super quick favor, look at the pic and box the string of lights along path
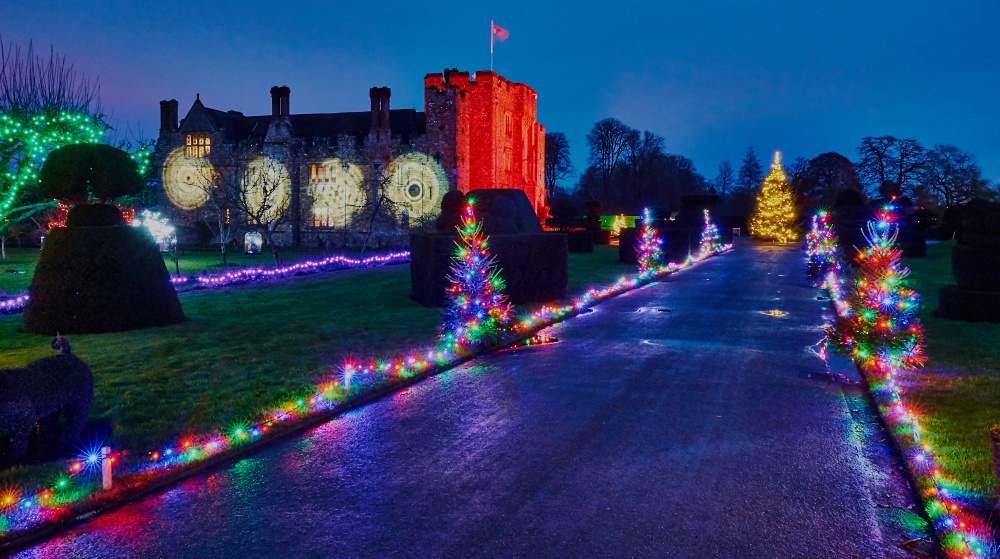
[0,203,731,543]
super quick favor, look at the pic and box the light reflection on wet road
[13,241,924,558]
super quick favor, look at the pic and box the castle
[154,69,546,247]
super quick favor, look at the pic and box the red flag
[492,22,509,42]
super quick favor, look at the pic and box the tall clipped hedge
[23,222,185,334]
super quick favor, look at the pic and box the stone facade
[153,70,547,247]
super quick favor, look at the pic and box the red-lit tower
[424,69,547,218]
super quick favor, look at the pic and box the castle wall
[156,69,548,247]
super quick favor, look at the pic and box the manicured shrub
[39,143,144,204]
[23,224,185,334]
[0,348,94,464]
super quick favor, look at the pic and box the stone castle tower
[424,69,547,217]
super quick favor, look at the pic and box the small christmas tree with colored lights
[439,197,513,353]
[636,208,664,273]
[748,152,799,242]
[697,209,723,257]
[805,210,841,282]
[826,209,925,371]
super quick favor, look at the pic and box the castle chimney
[369,87,380,132]
[169,100,178,131]
[278,86,290,117]
[378,87,391,131]
[159,100,178,132]
[270,86,281,118]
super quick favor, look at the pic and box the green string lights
[0,109,106,219]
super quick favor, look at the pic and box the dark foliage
[0,350,94,464]
[65,203,125,227]
[39,143,143,203]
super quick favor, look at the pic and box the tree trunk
[263,229,280,265]
[361,193,386,257]
[221,242,227,267]
[1,237,6,259]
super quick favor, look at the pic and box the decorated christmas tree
[748,152,799,242]
[805,210,841,282]
[636,208,664,274]
[697,209,723,256]
[826,209,925,371]
[439,197,513,354]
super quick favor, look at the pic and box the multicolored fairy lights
[748,151,799,243]
[439,198,513,353]
[816,208,993,559]
[695,209,724,258]
[636,208,664,274]
[827,209,925,372]
[0,213,734,544]
[805,210,840,283]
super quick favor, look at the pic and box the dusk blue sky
[5,1,998,186]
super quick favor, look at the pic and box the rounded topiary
[23,224,185,334]
[40,143,143,204]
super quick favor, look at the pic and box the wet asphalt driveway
[12,240,929,558]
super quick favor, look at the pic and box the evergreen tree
[439,197,512,354]
[636,207,664,274]
[826,209,925,371]
[805,210,841,282]
[696,209,723,257]
[748,152,799,242]
[737,145,764,192]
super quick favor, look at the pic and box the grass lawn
[0,245,630,458]
[903,240,1000,509]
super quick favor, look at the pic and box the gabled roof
[178,100,426,145]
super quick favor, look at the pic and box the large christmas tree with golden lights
[748,152,799,242]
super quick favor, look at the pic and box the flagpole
[490,19,494,71]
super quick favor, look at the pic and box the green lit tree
[0,40,107,225]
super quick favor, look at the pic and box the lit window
[312,207,335,227]
[185,133,211,158]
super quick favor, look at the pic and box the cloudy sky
[5,0,998,185]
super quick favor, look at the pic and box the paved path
[13,241,927,558]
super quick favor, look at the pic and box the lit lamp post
[342,161,349,248]
[170,234,179,276]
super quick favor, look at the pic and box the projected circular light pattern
[243,157,291,222]
[162,148,213,210]
[309,158,366,228]
[382,153,448,221]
